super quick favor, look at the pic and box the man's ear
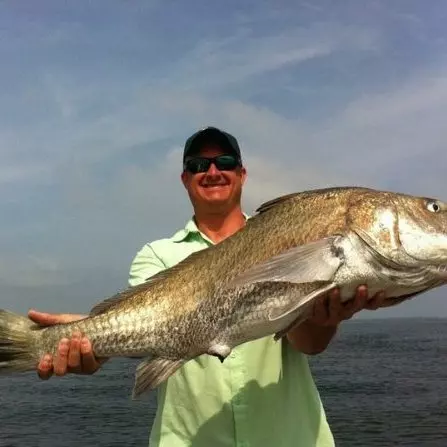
[240,166,247,185]
[181,171,188,188]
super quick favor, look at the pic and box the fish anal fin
[132,358,185,399]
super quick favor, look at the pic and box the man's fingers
[53,338,70,376]
[308,285,389,328]
[36,334,102,379]
[311,294,329,324]
[80,337,100,373]
[37,354,53,380]
[344,285,368,317]
[355,285,368,302]
[328,288,340,301]
[327,288,342,325]
[28,310,64,326]
[28,309,88,326]
[67,332,82,370]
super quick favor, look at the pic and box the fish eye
[426,201,441,213]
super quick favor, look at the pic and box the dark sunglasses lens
[185,158,211,173]
[214,155,239,170]
[185,155,240,173]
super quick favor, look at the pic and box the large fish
[1,186,447,397]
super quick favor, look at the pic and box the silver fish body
[1,186,447,397]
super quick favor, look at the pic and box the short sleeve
[128,244,167,287]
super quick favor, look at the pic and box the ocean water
[1,318,446,447]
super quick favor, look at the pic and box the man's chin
[199,192,232,204]
[204,195,230,204]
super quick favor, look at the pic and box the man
[29,127,388,446]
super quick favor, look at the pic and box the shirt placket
[229,349,250,447]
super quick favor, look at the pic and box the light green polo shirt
[129,217,335,447]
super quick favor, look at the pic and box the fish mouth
[423,263,447,284]
[431,264,447,278]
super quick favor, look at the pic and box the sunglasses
[183,154,241,174]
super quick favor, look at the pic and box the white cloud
[0,19,381,192]
[340,75,447,126]
[148,64,447,195]
[165,23,379,91]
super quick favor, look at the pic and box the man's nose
[206,163,221,176]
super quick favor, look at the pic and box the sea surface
[1,318,446,447]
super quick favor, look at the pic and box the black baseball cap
[182,127,242,164]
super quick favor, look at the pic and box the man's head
[181,127,247,214]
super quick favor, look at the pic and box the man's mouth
[201,184,228,188]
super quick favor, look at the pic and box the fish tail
[0,309,40,373]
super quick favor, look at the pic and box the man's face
[181,145,247,211]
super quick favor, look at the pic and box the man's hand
[28,310,105,380]
[287,285,388,354]
[307,285,386,327]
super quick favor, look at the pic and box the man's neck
[194,206,246,244]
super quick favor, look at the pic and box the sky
[1,0,447,318]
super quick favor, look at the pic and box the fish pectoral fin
[132,357,185,399]
[268,282,336,321]
[273,287,334,340]
[228,236,344,289]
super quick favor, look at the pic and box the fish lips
[434,264,447,279]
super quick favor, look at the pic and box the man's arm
[31,243,166,379]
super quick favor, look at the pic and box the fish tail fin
[0,309,40,373]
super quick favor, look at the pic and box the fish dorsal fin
[89,284,143,317]
[256,192,301,214]
[89,281,152,316]
[89,295,122,316]
[256,187,376,215]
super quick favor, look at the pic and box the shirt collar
[171,213,251,244]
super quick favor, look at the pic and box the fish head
[347,190,447,277]
[393,194,447,273]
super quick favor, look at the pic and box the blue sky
[1,0,446,318]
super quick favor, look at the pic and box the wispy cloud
[0,254,68,288]
[162,22,380,92]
